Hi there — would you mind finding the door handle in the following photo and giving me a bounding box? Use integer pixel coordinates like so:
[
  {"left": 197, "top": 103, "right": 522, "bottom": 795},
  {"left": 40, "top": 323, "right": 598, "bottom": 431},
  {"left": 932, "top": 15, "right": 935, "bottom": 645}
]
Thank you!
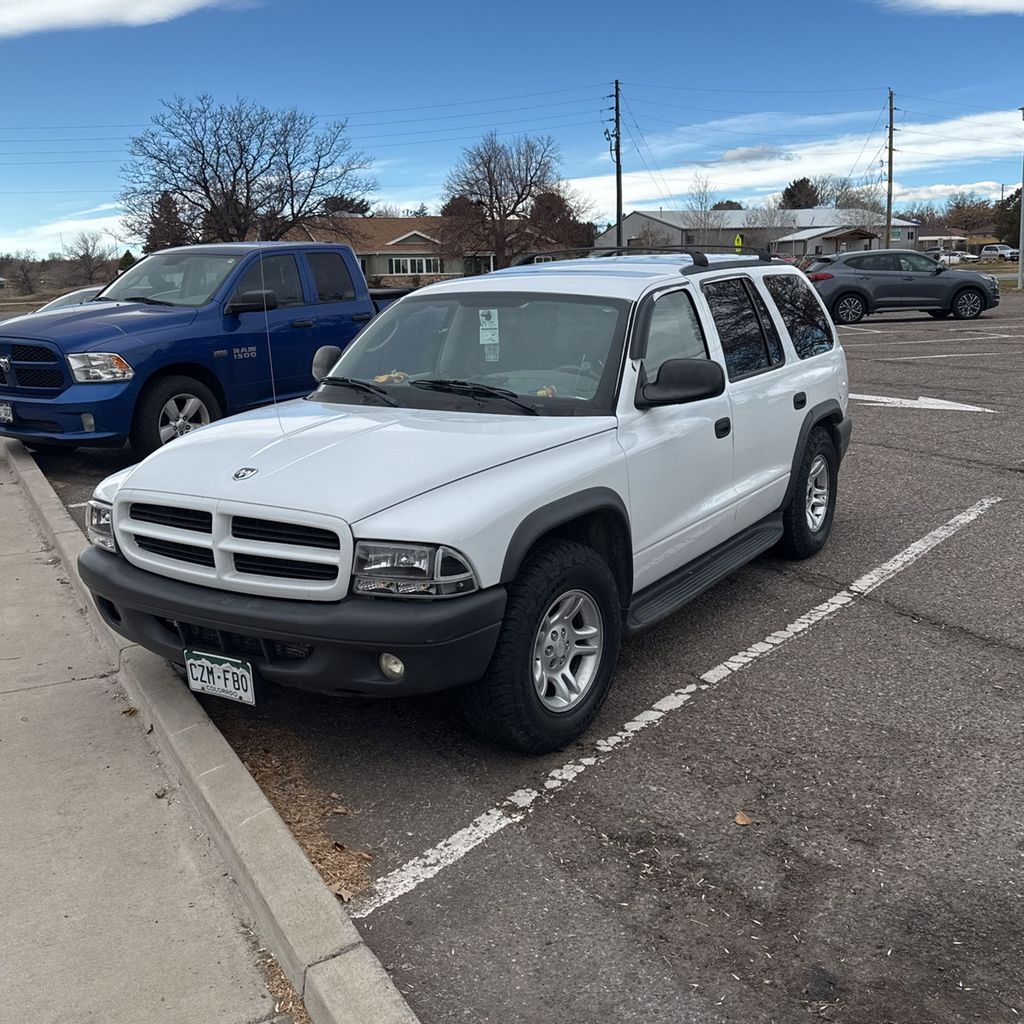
[
  {"left": 793, "top": 392, "right": 807, "bottom": 410},
  {"left": 351, "top": 312, "right": 373, "bottom": 322},
  {"left": 714, "top": 417, "right": 731, "bottom": 439},
  {"left": 290, "top": 319, "right": 314, "bottom": 329}
]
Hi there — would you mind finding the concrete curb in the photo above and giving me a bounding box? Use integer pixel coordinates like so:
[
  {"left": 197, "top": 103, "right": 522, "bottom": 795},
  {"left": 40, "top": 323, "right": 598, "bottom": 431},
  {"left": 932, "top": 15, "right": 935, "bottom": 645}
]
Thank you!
[{"left": 1, "top": 439, "right": 418, "bottom": 1024}]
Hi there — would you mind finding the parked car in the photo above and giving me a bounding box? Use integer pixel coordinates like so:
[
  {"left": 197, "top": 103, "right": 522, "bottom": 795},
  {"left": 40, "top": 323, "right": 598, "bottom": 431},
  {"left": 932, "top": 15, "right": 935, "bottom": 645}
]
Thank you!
[
  {"left": 980, "top": 244, "right": 1020, "bottom": 261},
  {"left": 804, "top": 249, "right": 1000, "bottom": 323},
  {"left": 923, "top": 247, "right": 961, "bottom": 266},
  {"left": 36, "top": 286, "right": 103, "bottom": 312},
  {"left": 953, "top": 251, "right": 979, "bottom": 263},
  {"left": 79, "top": 252, "right": 852, "bottom": 753},
  {"left": 0, "top": 243, "right": 404, "bottom": 454}
]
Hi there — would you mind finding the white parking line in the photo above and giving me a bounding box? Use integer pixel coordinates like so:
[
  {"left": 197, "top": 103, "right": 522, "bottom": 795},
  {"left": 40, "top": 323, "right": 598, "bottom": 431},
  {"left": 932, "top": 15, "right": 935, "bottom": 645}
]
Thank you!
[
  {"left": 843, "top": 335, "right": 1012, "bottom": 348},
  {"left": 66, "top": 502, "right": 89, "bottom": 509},
  {"left": 881, "top": 351, "right": 1019, "bottom": 361},
  {"left": 351, "top": 496, "right": 1002, "bottom": 920}
]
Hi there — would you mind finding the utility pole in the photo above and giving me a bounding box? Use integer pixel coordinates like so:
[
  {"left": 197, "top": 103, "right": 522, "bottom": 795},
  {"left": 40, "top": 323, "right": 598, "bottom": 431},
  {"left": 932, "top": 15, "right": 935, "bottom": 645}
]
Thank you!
[
  {"left": 885, "top": 87, "right": 894, "bottom": 249},
  {"left": 605, "top": 81, "right": 623, "bottom": 248},
  {"left": 1017, "top": 106, "right": 1024, "bottom": 291}
]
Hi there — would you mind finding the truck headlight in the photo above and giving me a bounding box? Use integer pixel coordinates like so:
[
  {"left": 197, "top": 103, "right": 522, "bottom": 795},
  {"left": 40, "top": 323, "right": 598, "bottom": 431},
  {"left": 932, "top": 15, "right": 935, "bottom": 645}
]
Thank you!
[
  {"left": 352, "top": 541, "right": 477, "bottom": 597},
  {"left": 87, "top": 500, "right": 117, "bottom": 552},
  {"left": 68, "top": 353, "right": 135, "bottom": 383}
]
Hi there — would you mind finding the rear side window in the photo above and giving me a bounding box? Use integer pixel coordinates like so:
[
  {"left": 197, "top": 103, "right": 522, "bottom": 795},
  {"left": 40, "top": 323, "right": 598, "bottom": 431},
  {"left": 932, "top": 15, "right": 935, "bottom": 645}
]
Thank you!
[
  {"left": 233, "top": 254, "right": 305, "bottom": 307},
  {"left": 307, "top": 252, "right": 357, "bottom": 302},
  {"left": 763, "top": 274, "right": 834, "bottom": 359},
  {"left": 702, "top": 277, "right": 782, "bottom": 381},
  {"left": 642, "top": 290, "right": 708, "bottom": 379}
]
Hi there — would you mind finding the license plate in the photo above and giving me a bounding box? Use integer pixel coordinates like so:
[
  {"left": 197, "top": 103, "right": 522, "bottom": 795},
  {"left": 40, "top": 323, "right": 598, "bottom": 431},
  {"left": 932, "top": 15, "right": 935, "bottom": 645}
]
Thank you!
[
  {"left": 184, "top": 650, "right": 255, "bottom": 705},
  {"left": 0, "top": 402, "right": 11, "bottom": 425}
]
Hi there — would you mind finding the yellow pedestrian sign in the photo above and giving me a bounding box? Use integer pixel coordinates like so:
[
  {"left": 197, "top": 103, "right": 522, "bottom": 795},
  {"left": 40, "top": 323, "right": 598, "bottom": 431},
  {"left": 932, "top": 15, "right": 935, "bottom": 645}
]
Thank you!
[{"left": 734, "top": 233, "right": 744, "bottom": 253}]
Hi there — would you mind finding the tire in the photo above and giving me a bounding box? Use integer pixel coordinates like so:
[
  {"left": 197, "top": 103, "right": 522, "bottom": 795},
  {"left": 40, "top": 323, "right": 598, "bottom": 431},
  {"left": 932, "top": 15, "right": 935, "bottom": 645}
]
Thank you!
[
  {"left": 927, "top": 310, "right": 950, "bottom": 319},
  {"left": 780, "top": 426, "right": 838, "bottom": 560},
  {"left": 130, "top": 375, "right": 222, "bottom": 456},
  {"left": 832, "top": 293, "right": 866, "bottom": 325},
  {"left": 459, "top": 539, "right": 622, "bottom": 754},
  {"left": 951, "top": 288, "right": 984, "bottom": 320}
]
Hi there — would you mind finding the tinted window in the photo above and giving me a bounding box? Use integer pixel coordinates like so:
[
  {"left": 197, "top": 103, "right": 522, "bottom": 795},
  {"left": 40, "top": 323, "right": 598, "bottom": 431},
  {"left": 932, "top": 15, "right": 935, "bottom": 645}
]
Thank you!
[
  {"left": 899, "top": 253, "right": 937, "bottom": 273},
  {"left": 860, "top": 253, "right": 900, "bottom": 272},
  {"left": 702, "top": 278, "right": 773, "bottom": 380},
  {"left": 749, "top": 284, "right": 784, "bottom": 364},
  {"left": 233, "top": 254, "right": 304, "bottom": 307},
  {"left": 307, "top": 252, "right": 356, "bottom": 301},
  {"left": 845, "top": 255, "right": 868, "bottom": 270},
  {"left": 643, "top": 291, "right": 708, "bottom": 379},
  {"left": 763, "top": 275, "right": 834, "bottom": 360}
]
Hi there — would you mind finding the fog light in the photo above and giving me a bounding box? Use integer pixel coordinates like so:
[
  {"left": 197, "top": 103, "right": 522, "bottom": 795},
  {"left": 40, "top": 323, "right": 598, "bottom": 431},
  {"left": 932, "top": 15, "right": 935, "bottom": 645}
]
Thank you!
[
  {"left": 81, "top": 413, "right": 96, "bottom": 432},
  {"left": 379, "top": 653, "right": 405, "bottom": 680}
]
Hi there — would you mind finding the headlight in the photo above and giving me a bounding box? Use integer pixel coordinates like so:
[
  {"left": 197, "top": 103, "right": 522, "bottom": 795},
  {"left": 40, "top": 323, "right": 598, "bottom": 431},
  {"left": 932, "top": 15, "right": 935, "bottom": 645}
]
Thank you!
[
  {"left": 87, "top": 500, "right": 117, "bottom": 552},
  {"left": 985, "top": 275, "right": 999, "bottom": 286},
  {"left": 68, "top": 353, "right": 135, "bottom": 383},
  {"left": 352, "top": 541, "right": 477, "bottom": 597}
]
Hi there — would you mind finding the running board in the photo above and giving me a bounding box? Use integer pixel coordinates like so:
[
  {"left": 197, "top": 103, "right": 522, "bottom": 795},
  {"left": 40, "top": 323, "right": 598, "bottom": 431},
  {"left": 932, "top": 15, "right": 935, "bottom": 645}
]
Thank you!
[{"left": 626, "top": 515, "right": 783, "bottom": 633}]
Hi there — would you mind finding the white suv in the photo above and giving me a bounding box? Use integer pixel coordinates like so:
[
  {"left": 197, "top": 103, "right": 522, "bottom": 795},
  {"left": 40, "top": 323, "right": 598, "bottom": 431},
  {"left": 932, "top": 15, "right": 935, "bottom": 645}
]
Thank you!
[
  {"left": 79, "top": 254, "right": 852, "bottom": 753},
  {"left": 981, "top": 244, "right": 1019, "bottom": 261}
]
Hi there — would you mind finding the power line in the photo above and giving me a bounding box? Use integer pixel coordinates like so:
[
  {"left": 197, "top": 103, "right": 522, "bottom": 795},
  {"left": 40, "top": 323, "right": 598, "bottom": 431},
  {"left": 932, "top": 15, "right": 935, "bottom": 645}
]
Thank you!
[
  {"left": 625, "top": 95, "right": 878, "bottom": 119},
  {"left": 898, "top": 92, "right": 1012, "bottom": 114},
  {"left": 624, "top": 81, "right": 885, "bottom": 95},
  {"left": 845, "top": 104, "right": 888, "bottom": 181}
]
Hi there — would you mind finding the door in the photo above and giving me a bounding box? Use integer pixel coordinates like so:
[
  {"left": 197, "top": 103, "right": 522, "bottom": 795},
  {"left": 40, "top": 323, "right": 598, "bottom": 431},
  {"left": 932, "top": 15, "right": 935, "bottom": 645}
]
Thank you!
[
  {"left": 223, "top": 253, "right": 317, "bottom": 407},
  {"left": 897, "top": 251, "right": 949, "bottom": 308},
  {"left": 617, "top": 287, "right": 737, "bottom": 593},
  {"left": 700, "top": 276, "right": 798, "bottom": 530},
  {"left": 303, "top": 251, "right": 377, "bottom": 370},
  {"left": 845, "top": 252, "right": 903, "bottom": 309}
]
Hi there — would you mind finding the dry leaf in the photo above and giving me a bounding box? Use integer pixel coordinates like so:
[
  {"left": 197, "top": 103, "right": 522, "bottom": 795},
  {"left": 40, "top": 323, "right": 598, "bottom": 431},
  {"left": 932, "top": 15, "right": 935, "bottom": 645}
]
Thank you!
[
  {"left": 329, "top": 883, "right": 354, "bottom": 902},
  {"left": 121, "top": 706, "right": 139, "bottom": 716},
  {"left": 332, "top": 805, "right": 349, "bottom": 815},
  {"left": 735, "top": 811, "right": 753, "bottom": 826},
  {"left": 354, "top": 850, "right": 374, "bottom": 863}
]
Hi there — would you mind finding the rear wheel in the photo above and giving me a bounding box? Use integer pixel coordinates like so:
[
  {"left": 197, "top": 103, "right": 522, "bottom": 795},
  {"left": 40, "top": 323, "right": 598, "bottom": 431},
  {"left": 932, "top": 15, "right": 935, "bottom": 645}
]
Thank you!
[
  {"left": 780, "top": 426, "right": 838, "bottom": 560},
  {"left": 951, "top": 288, "right": 984, "bottom": 320},
  {"left": 130, "top": 375, "right": 222, "bottom": 456},
  {"left": 459, "top": 539, "right": 621, "bottom": 753},
  {"left": 832, "top": 293, "right": 866, "bottom": 325}
]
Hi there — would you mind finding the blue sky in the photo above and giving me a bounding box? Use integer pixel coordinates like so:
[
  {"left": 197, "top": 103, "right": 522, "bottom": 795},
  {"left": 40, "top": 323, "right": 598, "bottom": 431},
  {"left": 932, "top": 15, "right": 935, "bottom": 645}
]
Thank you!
[{"left": 0, "top": 0, "right": 1022, "bottom": 254}]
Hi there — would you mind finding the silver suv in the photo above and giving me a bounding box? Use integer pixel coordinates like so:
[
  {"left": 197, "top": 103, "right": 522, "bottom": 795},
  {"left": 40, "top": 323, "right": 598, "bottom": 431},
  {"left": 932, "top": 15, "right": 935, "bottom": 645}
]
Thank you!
[
  {"left": 804, "top": 249, "right": 1000, "bottom": 324},
  {"left": 980, "top": 244, "right": 1019, "bottom": 262}
]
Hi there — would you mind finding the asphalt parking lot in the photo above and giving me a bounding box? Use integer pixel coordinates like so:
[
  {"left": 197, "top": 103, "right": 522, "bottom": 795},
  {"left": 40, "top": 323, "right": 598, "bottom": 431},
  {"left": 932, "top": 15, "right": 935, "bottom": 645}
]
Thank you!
[{"left": 31, "top": 292, "right": 1024, "bottom": 1023}]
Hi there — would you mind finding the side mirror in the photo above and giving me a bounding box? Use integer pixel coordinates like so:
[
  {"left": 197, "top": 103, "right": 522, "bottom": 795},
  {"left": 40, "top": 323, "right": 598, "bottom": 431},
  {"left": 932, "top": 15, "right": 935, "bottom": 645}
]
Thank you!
[
  {"left": 933, "top": 264, "right": 946, "bottom": 274},
  {"left": 312, "top": 345, "right": 342, "bottom": 382},
  {"left": 635, "top": 357, "right": 726, "bottom": 408},
  {"left": 226, "top": 289, "right": 278, "bottom": 315}
]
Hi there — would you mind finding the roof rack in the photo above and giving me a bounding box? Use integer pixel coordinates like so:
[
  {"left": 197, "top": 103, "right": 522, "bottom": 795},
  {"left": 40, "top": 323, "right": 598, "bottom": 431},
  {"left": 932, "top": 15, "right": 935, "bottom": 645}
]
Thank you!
[{"left": 514, "top": 244, "right": 775, "bottom": 268}]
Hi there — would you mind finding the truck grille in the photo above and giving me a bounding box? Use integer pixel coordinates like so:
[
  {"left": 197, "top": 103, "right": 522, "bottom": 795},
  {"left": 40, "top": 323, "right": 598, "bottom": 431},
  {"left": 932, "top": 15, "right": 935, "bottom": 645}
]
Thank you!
[
  {"left": 158, "top": 619, "right": 314, "bottom": 662},
  {"left": 113, "top": 494, "right": 350, "bottom": 601},
  {"left": 0, "top": 339, "right": 68, "bottom": 393}
]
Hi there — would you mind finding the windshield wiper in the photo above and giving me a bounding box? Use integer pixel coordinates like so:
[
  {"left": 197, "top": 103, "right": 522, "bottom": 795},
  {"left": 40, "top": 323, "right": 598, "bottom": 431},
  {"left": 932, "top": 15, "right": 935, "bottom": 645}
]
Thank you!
[
  {"left": 320, "top": 376, "right": 399, "bottom": 406},
  {"left": 410, "top": 378, "right": 539, "bottom": 415},
  {"left": 117, "top": 295, "right": 177, "bottom": 306}
]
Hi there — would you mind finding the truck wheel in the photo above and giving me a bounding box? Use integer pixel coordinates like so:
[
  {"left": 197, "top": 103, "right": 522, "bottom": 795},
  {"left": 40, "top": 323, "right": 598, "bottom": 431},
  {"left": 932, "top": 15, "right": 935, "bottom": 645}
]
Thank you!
[
  {"left": 460, "top": 539, "right": 621, "bottom": 754},
  {"left": 951, "top": 288, "right": 984, "bottom": 320},
  {"left": 130, "top": 375, "right": 222, "bottom": 456},
  {"left": 780, "top": 426, "right": 838, "bottom": 560}
]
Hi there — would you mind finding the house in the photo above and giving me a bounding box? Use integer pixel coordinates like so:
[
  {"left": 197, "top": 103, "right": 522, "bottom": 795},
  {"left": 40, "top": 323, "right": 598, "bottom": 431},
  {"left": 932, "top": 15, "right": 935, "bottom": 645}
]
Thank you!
[
  {"left": 594, "top": 208, "right": 919, "bottom": 257},
  {"left": 287, "top": 216, "right": 494, "bottom": 286}
]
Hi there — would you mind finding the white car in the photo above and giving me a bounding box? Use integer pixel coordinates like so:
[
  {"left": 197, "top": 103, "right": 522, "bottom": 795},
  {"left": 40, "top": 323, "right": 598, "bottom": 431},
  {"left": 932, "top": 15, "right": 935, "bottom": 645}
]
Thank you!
[
  {"left": 79, "top": 254, "right": 852, "bottom": 752},
  {"left": 953, "top": 251, "right": 979, "bottom": 263}
]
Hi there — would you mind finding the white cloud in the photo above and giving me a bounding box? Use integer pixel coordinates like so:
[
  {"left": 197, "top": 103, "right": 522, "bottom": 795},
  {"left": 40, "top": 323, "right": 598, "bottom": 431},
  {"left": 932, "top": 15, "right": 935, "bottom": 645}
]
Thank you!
[
  {"left": 0, "top": 213, "right": 136, "bottom": 256},
  {"left": 720, "top": 145, "right": 793, "bottom": 163},
  {"left": 880, "top": 0, "right": 1024, "bottom": 12},
  {"left": 0, "top": 0, "right": 243, "bottom": 38}
]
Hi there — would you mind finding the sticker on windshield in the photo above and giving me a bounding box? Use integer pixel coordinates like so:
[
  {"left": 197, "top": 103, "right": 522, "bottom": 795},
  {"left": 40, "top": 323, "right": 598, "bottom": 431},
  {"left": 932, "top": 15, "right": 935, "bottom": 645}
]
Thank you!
[{"left": 479, "top": 308, "right": 500, "bottom": 361}]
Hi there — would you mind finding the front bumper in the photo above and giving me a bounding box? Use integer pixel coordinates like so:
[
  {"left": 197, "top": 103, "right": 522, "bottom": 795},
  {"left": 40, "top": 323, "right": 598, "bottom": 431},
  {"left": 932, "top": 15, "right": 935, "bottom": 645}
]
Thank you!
[
  {"left": 79, "top": 546, "right": 507, "bottom": 697},
  {"left": 0, "top": 380, "right": 136, "bottom": 445}
]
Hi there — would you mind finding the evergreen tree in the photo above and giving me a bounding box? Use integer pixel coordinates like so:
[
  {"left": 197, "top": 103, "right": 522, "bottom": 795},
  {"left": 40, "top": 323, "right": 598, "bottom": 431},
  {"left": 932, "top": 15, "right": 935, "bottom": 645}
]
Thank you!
[
  {"left": 117, "top": 250, "right": 137, "bottom": 274},
  {"left": 779, "top": 177, "right": 820, "bottom": 209},
  {"left": 144, "top": 192, "right": 191, "bottom": 252}
]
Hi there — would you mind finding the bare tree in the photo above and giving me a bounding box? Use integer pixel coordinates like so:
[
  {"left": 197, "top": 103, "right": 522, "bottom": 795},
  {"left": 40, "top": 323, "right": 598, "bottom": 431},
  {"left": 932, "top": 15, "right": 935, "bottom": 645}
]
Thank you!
[
  {"left": 439, "top": 132, "right": 565, "bottom": 268},
  {"left": 119, "top": 95, "right": 376, "bottom": 242},
  {"left": 8, "top": 250, "right": 39, "bottom": 295},
  {"left": 66, "top": 231, "right": 115, "bottom": 284},
  {"left": 746, "top": 201, "right": 797, "bottom": 250},
  {"left": 811, "top": 174, "right": 853, "bottom": 208},
  {"left": 683, "top": 174, "right": 726, "bottom": 244},
  {"left": 629, "top": 222, "right": 673, "bottom": 250}
]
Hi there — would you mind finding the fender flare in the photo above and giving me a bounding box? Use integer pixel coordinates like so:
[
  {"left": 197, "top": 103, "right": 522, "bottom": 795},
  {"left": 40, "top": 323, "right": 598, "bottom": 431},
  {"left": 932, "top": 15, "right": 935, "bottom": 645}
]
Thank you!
[
  {"left": 500, "top": 487, "right": 632, "bottom": 595},
  {"left": 778, "top": 399, "right": 846, "bottom": 513}
]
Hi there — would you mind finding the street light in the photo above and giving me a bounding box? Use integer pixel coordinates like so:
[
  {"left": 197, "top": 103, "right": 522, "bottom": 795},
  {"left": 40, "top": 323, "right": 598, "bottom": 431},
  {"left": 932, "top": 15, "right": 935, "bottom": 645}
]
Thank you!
[{"left": 1019, "top": 106, "right": 1024, "bottom": 291}]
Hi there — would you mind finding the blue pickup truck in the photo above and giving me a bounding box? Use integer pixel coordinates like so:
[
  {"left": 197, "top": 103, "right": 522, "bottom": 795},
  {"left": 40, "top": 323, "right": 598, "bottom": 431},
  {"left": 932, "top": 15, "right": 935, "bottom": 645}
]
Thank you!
[{"left": 0, "top": 242, "right": 403, "bottom": 454}]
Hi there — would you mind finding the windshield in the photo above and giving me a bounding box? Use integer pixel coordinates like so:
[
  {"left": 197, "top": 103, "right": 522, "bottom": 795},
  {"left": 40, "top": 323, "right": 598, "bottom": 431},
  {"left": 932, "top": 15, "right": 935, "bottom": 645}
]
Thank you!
[
  {"left": 98, "top": 252, "right": 242, "bottom": 307},
  {"left": 322, "top": 291, "right": 630, "bottom": 416}
]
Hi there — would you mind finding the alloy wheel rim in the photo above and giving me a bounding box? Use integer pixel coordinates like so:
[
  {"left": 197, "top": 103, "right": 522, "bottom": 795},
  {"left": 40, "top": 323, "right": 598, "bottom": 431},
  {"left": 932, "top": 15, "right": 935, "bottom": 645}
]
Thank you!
[
  {"left": 957, "top": 292, "right": 981, "bottom": 318},
  {"left": 158, "top": 393, "right": 211, "bottom": 444},
  {"left": 805, "top": 455, "right": 830, "bottom": 532},
  {"left": 838, "top": 297, "right": 862, "bottom": 322},
  {"left": 532, "top": 589, "right": 603, "bottom": 713}
]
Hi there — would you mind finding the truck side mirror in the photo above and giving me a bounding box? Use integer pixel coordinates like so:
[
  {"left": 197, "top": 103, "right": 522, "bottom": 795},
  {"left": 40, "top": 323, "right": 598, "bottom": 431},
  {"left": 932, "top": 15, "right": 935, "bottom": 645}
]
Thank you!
[
  {"left": 312, "top": 345, "right": 342, "bottom": 382},
  {"left": 226, "top": 289, "right": 278, "bottom": 315},
  {"left": 635, "top": 358, "right": 725, "bottom": 408}
]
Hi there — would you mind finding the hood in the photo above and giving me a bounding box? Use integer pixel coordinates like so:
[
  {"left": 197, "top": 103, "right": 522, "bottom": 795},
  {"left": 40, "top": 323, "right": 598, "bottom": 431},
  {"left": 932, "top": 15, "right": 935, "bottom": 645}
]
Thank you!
[
  {"left": 118, "top": 398, "right": 614, "bottom": 523},
  {"left": 0, "top": 302, "right": 198, "bottom": 349}
]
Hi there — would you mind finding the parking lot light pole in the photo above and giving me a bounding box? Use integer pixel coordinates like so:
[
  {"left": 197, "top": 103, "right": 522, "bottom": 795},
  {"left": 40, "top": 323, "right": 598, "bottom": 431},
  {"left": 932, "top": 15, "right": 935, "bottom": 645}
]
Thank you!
[{"left": 1018, "top": 106, "right": 1023, "bottom": 291}]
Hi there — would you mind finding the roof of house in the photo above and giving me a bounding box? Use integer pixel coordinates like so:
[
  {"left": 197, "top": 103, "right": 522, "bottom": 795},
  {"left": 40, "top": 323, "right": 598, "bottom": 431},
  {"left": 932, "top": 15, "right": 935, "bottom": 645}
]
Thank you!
[
  {"left": 775, "top": 225, "right": 878, "bottom": 243},
  {"left": 288, "top": 216, "right": 448, "bottom": 254}
]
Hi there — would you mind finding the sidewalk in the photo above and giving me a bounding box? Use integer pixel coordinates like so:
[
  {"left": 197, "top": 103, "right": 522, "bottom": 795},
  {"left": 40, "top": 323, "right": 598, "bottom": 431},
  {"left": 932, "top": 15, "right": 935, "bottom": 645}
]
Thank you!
[{"left": 0, "top": 462, "right": 281, "bottom": 1024}]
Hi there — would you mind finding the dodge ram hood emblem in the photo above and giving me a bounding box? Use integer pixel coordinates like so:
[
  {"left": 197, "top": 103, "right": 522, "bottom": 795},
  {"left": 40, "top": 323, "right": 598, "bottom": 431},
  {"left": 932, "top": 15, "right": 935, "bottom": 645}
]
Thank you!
[{"left": 233, "top": 467, "right": 258, "bottom": 480}]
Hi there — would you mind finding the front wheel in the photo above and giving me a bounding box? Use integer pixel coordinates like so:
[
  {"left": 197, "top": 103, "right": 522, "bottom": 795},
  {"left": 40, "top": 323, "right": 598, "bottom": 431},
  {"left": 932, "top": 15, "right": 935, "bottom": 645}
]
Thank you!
[
  {"left": 130, "top": 375, "right": 222, "bottom": 456},
  {"left": 832, "top": 293, "right": 866, "bottom": 325},
  {"left": 780, "top": 426, "right": 838, "bottom": 560},
  {"left": 952, "top": 288, "right": 984, "bottom": 320},
  {"left": 459, "top": 539, "right": 621, "bottom": 753}
]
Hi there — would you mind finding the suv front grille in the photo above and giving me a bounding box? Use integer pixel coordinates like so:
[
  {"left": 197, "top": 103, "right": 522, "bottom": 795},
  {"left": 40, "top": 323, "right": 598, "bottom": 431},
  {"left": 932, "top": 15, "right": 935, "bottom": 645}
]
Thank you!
[
  {"left": 232, "top": 516, "right": 339, "bottom": 550},
  {"left": 130, "top": 503, "right": 212, "bottom": 533},
  {"left": 135, "top": 535, "right": 215, "bottom": 567},
  {"left": 234, "top": 553, "right": 339, "bottom": 581}
]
